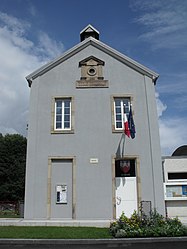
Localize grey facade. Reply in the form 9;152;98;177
24;25;165;220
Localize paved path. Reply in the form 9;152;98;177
0;219;111;227
0;218;187;227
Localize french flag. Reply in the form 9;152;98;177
124;112;130;138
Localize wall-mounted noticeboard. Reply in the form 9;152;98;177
56;185;67;204
164;183;187;200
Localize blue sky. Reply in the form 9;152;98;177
0;0;186;155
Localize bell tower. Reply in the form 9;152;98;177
80;24;100;41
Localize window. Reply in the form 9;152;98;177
52;97;74;134
55;99;71;130
168;172;187;180
55;98;71;130
113;97;131;131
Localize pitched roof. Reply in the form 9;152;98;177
80;24;100;36
26;36;159;87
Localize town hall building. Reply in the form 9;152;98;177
24;25;165;221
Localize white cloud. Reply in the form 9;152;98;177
130;0;165;11
157;73;187;113
28;3;37;17
155;92;167;118
0;11;30;35
37;31;65;60
158;73;187;94
131;0;187;50
155;93;187;155
0;12;64;136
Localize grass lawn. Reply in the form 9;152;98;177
0;215;20;218
0;226;112;239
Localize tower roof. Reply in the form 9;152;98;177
80;24;99;41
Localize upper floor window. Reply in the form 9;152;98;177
113;97;131;131
52;97;74;134
55;98;71;130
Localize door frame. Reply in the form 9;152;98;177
112;155;141;219
47;156;76;219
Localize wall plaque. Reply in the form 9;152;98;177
90;158;99;164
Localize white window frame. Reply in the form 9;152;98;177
54;98;71;131
113;97;131;131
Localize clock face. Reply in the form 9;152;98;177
87;67;96;76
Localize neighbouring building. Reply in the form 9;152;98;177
163;145;187;223
24;25;165;221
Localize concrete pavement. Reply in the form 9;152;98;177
0;218;111;227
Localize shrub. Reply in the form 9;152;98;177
110;210;187;238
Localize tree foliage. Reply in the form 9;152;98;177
0;134;27;201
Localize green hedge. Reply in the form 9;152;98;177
110;210;187;238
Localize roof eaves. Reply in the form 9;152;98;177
89;37;159;84
26;38;93;87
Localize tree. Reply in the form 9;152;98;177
0;134;27;201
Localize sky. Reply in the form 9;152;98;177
0;0;186;156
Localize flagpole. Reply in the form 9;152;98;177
122;133;126;158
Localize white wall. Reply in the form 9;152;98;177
163;157;187;223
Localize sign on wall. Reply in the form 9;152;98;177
115;159;136;177
56;185;67;204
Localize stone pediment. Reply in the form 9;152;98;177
76;56;108;88
79;56;105;66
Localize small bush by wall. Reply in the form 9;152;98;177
110;210;187;238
